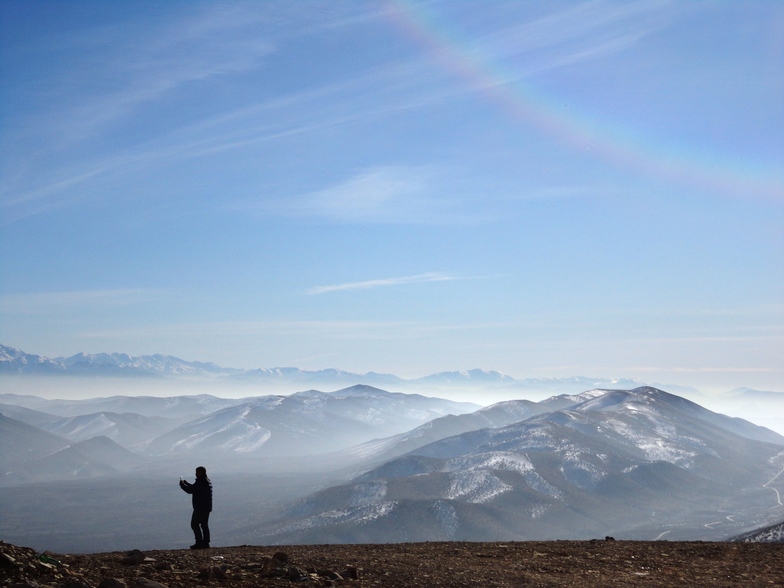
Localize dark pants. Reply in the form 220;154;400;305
191;509;210;545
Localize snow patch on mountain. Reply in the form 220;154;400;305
562;389;610;404
523;471;564;499
432;500;459;538
220;428;272;452
344;436;401;460
444;451;533;475
48;414;118;442
487;425;559;453
447;470;511;503
277;502;398;535
171;406;272;452
249;396;287;411
560;453;607;490
530;504;552;519
605;418;697;465
348;481;387;508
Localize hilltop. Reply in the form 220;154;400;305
2;539;783;588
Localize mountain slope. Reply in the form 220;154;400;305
17;436;145;483
257;387;784;544
345;398;548;465
343;387;783;470
0;402;59;426
734;519;784;543
0;412;146;484
0;413;69;474
38;411;178;448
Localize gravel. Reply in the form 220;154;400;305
2;539;783;588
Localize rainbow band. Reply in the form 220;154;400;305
386;1;784;201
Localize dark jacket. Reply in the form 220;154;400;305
180;477;213;512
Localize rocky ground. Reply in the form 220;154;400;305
2;539;783;588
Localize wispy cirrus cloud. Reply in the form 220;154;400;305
476;0;679;59
308;272;463;295
282;166;434;223
17;4;277;148
1;44;466;223
258;165;497;225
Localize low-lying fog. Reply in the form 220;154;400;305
2;374;783;436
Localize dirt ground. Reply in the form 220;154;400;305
2;539;783;588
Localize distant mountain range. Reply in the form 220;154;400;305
0;384;479;483
0;344;241;378
0;343;688;396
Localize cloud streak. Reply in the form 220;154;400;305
276;166;438;224
33;4;276;147
257;165;503;226
308;272;462;295
1;54;467;223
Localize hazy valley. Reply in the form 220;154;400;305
1;345;783;554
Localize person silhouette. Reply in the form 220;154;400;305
179;466;213;549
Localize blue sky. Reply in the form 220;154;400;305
1;1;782;391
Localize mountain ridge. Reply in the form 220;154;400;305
3;383;784;553
0;344;673;393
257;386;784;545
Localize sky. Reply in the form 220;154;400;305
1;0;782;392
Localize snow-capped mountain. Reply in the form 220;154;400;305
0;344;243;378
54;351;243;378
0;344;676;396
0;345;65;374
416;369;517;385
231;366;405;389
257;387;784;544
